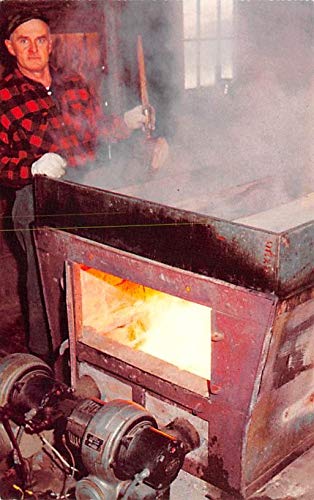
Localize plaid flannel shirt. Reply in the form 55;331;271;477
0;67;131;189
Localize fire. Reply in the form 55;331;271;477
80;267;211;380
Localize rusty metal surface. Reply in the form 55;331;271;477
35;176;314;295
34;223;314;496
33;176;314;496
34;177;314;296
34;226;276;495
244;290;314;496
278;224;314;296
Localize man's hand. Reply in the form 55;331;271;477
31;153;67;179
124;105;155;131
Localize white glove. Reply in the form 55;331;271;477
31;153;67;179
124;105;146;130
124;104;156;131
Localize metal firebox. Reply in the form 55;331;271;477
33;175;314;498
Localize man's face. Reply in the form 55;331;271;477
5;18;52;75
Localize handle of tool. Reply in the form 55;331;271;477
137;35;152;138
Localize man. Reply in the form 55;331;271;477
0;9;154;361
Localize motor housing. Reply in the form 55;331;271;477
0;354;198;499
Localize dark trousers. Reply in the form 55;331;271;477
12;185;50;356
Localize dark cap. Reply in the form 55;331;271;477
6;9;49;38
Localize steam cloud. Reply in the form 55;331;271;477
57;1;313;227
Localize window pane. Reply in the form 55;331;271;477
221;0;234;37
200;40;216;87
221;38;233;79
183;0;197;39
184;41;198;89
200;0;218;38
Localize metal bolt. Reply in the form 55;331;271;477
210;383;221;395
211;331;224;342
192;403;203;415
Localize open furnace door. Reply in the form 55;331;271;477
65;259;212;397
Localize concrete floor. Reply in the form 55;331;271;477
251;446;314;500
170;446;314;499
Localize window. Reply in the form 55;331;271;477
183;0;234;89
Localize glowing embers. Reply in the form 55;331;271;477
79;267;211;380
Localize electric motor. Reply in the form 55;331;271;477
0;354;198;499
67;398;185;496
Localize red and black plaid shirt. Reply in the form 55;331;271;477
0;67;131;189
